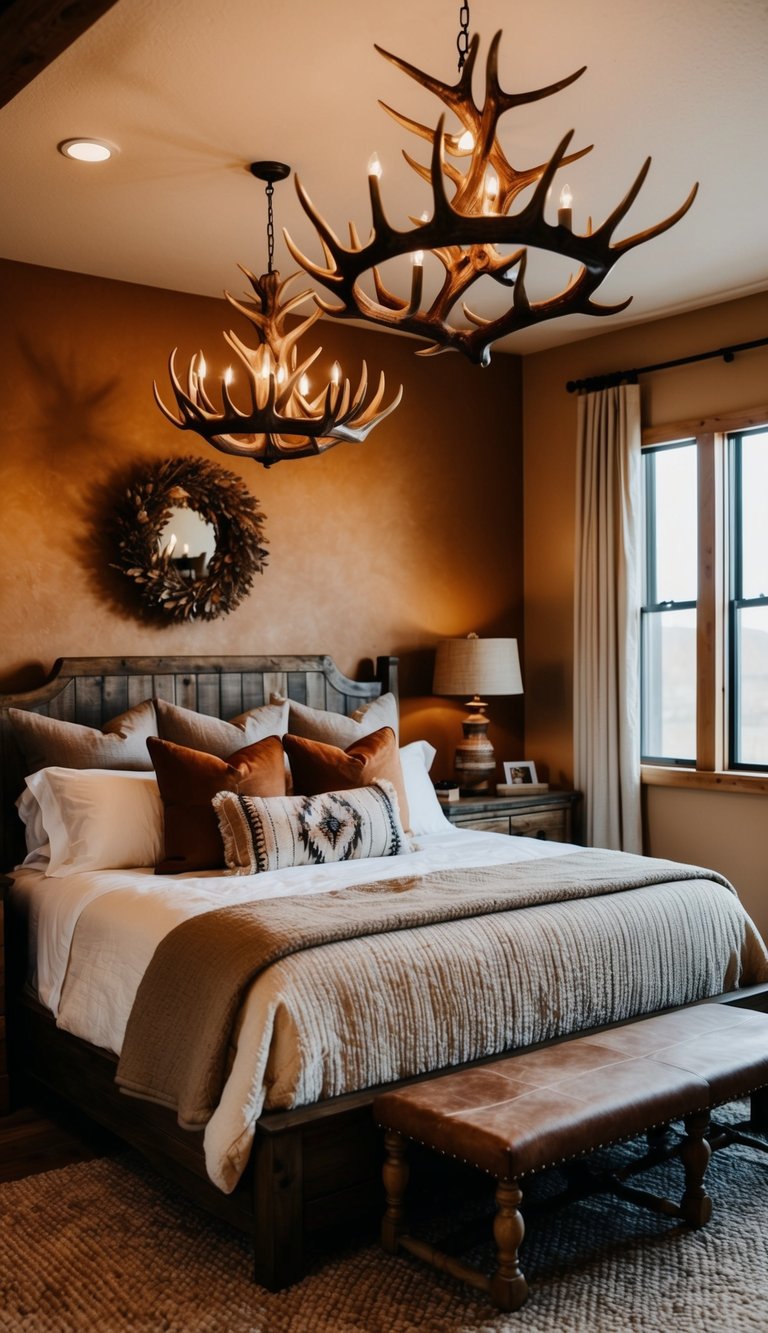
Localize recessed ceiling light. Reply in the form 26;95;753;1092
58;139;116;162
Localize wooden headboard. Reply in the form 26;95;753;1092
0;654;398;871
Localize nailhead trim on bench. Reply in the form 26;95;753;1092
373;1005;768;1314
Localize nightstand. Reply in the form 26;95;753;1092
439;791;580;843
0;875;8;1113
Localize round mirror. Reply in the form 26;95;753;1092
112;456;268;620
158;507;217;581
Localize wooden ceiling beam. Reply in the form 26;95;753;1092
0;0;119;109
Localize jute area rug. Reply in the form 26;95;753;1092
1;1108;766;1333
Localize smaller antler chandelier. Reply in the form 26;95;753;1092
154;162;402;467
285;6;699;366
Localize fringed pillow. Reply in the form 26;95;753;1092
213;779;411;874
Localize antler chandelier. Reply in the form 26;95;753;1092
154;162;402;466
286;5;699;365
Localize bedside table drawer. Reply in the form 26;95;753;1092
458;817;512;836
440;791;580;844
508;809;567;840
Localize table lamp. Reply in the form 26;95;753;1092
433;633;523;794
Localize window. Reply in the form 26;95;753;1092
641;409;768;780
730;425;768;768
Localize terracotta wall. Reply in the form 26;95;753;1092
0;259;524;777
522;290;768;937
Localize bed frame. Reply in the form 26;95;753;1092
2;654;767;1291
1;654;403;1287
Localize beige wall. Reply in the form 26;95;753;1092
0;259;524;778
523;290;768;938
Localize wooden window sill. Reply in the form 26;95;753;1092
641;766;768;795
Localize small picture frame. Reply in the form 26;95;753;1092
503;761;538;786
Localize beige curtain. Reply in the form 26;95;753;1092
573;383;643;852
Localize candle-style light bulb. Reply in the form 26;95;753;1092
558;183;573;229
412;250;424;267
223;366;233;386
276;365;286;386
165;532;178;558
457;129;474;152
484;169;499;213
298;373;310;397
330;361;342;387
368;152;382;180
198;354;207;380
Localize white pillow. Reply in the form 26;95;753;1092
24;768;164;877
399;741;455;836
15;786;51;860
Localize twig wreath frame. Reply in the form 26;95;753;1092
112;455;268;620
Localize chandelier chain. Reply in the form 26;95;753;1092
265;181;276;274
457;2;470;70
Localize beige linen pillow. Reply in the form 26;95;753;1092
273;691;399;747
9;700;157;772
214;779;410;874
155;697;289;760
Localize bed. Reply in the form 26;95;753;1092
2;653;768;1290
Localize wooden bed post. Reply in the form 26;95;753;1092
251;1124;305;1290
376;656;399;702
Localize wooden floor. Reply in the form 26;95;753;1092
0;1092;120;1183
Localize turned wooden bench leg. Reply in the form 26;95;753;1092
488;1178;529;1312
381;1129;409;1252
679;1110;713;1228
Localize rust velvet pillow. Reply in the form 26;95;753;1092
283;727;411;833
147;734;287;874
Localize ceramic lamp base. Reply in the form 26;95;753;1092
454;705;495;795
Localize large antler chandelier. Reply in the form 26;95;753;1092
286;6;698;365
154;162;402;466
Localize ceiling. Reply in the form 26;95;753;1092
2;0;767;355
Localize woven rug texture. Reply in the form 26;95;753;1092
1;1107;766;1333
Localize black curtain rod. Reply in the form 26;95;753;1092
565;335;768;395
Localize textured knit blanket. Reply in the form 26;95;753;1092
115;849;741;1129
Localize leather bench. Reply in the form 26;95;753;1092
373;1004;768;1312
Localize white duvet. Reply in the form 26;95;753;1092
12;830;583;1189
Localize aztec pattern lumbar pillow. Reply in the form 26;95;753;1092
213;779;411;874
